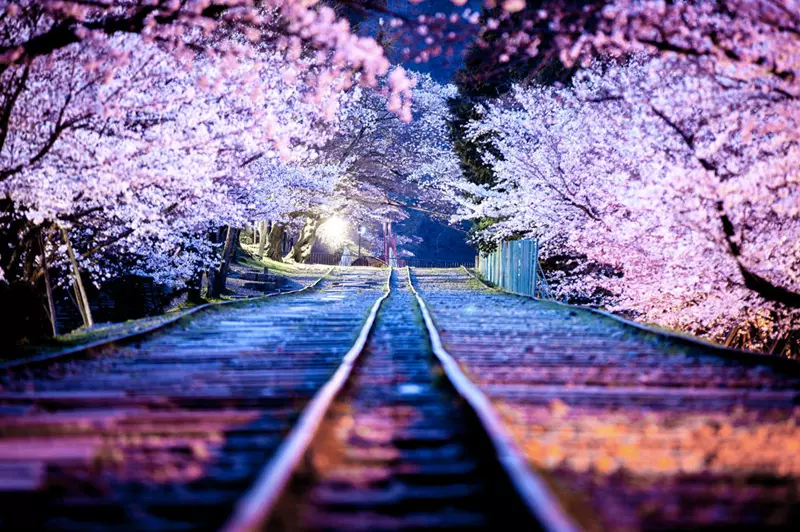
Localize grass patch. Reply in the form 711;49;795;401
464;268;503;292
165;298;221;313
6;292;251;363
238;243;312;275
4;312;185;363
6;244;326;363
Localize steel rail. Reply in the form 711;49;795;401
406;267;581;532
1;267;335;371
461;266;800;371
222;267;393;532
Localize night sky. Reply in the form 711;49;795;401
357;0;486;83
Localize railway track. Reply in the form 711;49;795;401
4;264;798;531
0;267;556;532
0;268;388;531
260;269;543;532
410;268;800;530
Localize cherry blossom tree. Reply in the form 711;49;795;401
462;55;799;352
0;0;480;339
0;1;409;100
3;0;795;349
387;0;798;94
0;13;351;332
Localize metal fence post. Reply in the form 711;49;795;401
503;241;510;290
509;242;516;293
498;243;503;288
511;242;515;293
521;241;528;294
491;250;495;283
497;244;502;287
495;246;500;285
532;239;539;298
507;241;513;291
511;241;516;292
513;241;521;293
495;244;499;287
528;240;535;296
508;242;513;292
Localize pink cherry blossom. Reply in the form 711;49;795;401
460;55;799;349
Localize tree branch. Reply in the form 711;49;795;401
649;105;800;308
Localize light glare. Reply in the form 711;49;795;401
318;216;349;249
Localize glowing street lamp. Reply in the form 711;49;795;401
318;216;348;250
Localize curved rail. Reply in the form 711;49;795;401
1;267;335;371
461;266;800;371
222;267;393;532
406;267;581;532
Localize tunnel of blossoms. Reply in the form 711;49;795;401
0;1;798;531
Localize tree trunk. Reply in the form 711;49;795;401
60;227;93;327
185;267;205;304
39;231;58;336
246;223;255;244
289;215;322;263
209;226;239;298
265;223;285;261
258;220;268;257
724;324;740;347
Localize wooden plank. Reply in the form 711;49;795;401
0;461;44;491
0;438;101;462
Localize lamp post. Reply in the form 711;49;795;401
358;226;365;262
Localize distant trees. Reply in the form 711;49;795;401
281;71;466;263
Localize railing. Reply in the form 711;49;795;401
307;253;472;269
307;252;342;266
476;239;551;299
399;258;474;269
307;252;388;267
